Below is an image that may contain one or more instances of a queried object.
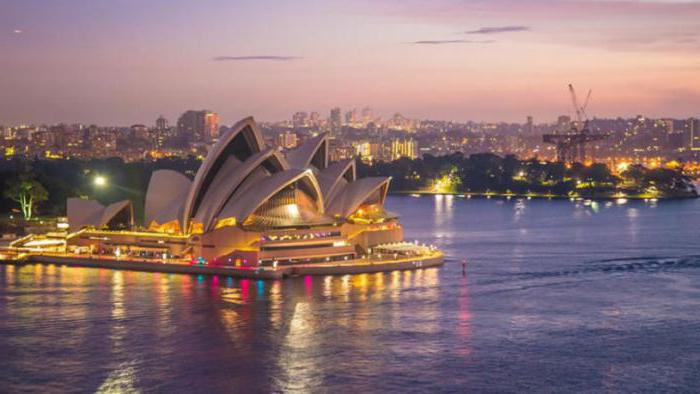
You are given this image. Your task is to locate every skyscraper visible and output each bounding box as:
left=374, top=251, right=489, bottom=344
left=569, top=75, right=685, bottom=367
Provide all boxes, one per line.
left=662, top=119, right=674, bottom=135
left=292, top=112, right=308, bottom=128
left=361, top=107, right=373, bottom=126
left=345, top=109, right=358, bottom=126
left=526, top=116, right=534, bottom=134
left=204, top=112, right=220, bottom=142
left=390, top=138, right=418, bottom=161
left=275, top=130, right=298, bottom=149
left=309, top=112, right=321, bottom=127
left=329, top=107, right=342, bottom=134
left=177, top=110, right=219, bottom=143
left=557, top=115, right=571, bottom=133
left=156, top=115, right=168, bottom=131
left=689, top=118, right=700, bottom=150
left=130, top=124, right=148, bottom=140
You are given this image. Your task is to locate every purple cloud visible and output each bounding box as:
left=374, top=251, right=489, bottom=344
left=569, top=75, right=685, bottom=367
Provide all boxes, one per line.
left=213, top=56, right=302, bottom=62
left=465, top=26, right=530, bottom=35
left=411, top=39, right=493, bottom=45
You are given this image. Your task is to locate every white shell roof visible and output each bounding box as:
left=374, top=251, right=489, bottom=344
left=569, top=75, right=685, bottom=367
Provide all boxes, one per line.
left=197, top=148, right=289, bottom=232
left=67, top=198, right=105, bottom=229
left=217, top=169, right=323, bottom=225
left=191, top=154, right=243, bottom=225
left=285, top=133, right=329, bottom=170
left=67, top=198, right=133, bottom=229
left=135, top=117, right=392, bottom=234
left=99, top=200, right=133, bottom=228
left=317, top=158, right=356, bottom=207
left=326, top=177, right=391, bottom=217
left=181, top=116, right=265, bottom=231
left=144, top=169, right=191, bottom=226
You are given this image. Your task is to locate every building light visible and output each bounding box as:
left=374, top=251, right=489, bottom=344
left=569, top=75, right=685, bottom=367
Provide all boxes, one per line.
left=286, top=204, right=300, bottom=217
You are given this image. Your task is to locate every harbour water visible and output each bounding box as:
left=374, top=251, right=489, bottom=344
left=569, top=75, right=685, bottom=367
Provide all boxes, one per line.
left=1, top=196, right=700, bottom=392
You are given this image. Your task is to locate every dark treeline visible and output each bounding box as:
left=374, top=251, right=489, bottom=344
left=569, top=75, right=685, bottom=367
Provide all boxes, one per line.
left=0, top=157, right=201, bottom=220
left=358, top=153, right=697, bottom=198
left=1, top=153, right=696, bottom=220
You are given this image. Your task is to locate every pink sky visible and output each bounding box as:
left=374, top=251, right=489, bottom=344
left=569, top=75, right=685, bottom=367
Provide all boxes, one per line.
left=1, top=0, right=699, bottom=125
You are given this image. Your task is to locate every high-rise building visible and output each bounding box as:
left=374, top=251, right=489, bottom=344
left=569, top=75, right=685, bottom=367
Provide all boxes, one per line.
left=390, top=138, right=418, bottom=161
left=361, top=107, right=373, bottom=125
left=275, top=130, right=298, bottom=149
left=388, top=113, right=412, bottom=131
left=662, top=119, right=674, bottom=135
left=355, top=140, right=371, bottom=160
left=689, top=118, right=700, bottom=150
left=204, top=112, right=220, bottom=141
left=131, top=124, right=149, bottom=140
left=329, top=107, right=342, bottom=133
left=556, top=115, right=571, bottom=133
left=156, top=115, right=168, bottom=131
left=177, top=110, right=219, bottom=143
left=309, top=112, right=321, bottom=127
left=345, top=109, right=358, bottom=126
left=292, top=111, right=308, bottom=128
left=526, top=116, right=534, bottom=134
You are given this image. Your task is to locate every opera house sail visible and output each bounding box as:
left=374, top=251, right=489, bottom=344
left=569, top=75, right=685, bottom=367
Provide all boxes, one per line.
left=52, top=117, right=441, bottom=274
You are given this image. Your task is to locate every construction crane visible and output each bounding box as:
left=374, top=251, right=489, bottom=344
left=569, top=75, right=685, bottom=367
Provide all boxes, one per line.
left=543, top=84, right=607, bottom=163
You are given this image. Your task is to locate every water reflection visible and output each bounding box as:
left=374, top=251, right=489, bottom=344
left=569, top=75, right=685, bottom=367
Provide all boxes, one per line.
left=111, top=271, right=125, bottom=321
left=219, top=307, right=242, bottom=343
left=269, top=280, right=283, bottom=330
left=154, top=273, right=174, bottom=338
left=220, top=286, right=244, bottom=305
left=372, top=272, right=385, bottom=301
left=322, top=275, right=332, bottom=298
left=434, top=194, right=454, bottom=239
left=455, top=276, right=472, bottom=357
left=96, top=271, right=140, bottom=393
left=276, top=302, right=319, bottom=392
left=514, top=199, right=526, bottom=222
left=96, top=360, right=137, bottom=393
left=6, top=196, right=700, bottom=392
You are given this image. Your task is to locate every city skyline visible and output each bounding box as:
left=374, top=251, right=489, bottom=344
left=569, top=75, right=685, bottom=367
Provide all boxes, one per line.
left=4, top=2, right=700, bottom=393
left=2, top=0, right=700, bottom=125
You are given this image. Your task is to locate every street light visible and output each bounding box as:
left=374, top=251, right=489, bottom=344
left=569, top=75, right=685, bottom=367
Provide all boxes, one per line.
left=94, top=175, right=107, bottom=187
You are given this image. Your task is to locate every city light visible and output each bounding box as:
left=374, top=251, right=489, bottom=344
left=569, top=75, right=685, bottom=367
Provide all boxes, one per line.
left=94, top=175, right=107, bottom=187
left=616, top=162, right=630, bottom=173
left=2, top=3, right=699, bottom=391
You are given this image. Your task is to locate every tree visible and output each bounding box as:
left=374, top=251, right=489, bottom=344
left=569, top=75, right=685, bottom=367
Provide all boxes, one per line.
left=3, top=174, right=49, bottom=220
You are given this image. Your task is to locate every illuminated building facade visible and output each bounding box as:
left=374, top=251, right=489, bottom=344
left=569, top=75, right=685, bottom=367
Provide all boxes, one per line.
left=275, top=130, right=298, bottom=149
left=65, top=117, right=406, bottom=268
left=177, top=110, right=220, bottom=143
left=390, top=138, right=417, bottom=161
left=329, top=107, right=342, bottom=134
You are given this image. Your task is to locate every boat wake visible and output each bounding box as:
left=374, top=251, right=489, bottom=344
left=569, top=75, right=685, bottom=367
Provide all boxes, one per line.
left=521, top=255, right=700, bottom=279
left=467, top=254, right=700, bottom=294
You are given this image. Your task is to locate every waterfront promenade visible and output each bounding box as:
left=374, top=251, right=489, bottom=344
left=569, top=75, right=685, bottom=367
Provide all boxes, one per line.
left=0, top=249, right=444, bottom=279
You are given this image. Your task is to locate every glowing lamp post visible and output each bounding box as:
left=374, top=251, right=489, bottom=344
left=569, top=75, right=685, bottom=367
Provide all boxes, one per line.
left=94, top=175, right=107, bottom=187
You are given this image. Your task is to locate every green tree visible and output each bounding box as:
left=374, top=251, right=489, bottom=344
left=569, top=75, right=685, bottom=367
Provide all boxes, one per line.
left=3, top=174, right=49, bottom=220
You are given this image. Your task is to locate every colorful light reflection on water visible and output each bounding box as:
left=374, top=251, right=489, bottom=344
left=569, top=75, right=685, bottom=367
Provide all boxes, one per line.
left=1, top=196, right=700, bottom=392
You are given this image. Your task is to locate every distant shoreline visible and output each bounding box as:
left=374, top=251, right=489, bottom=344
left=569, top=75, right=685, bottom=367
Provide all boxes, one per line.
left=391, top=191, right=698, bottom=201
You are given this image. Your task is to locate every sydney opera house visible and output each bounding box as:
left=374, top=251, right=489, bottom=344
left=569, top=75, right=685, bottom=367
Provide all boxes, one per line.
left=55, top=117, right=442, bottom=273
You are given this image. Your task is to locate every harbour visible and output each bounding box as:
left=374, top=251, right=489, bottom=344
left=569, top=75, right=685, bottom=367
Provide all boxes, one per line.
left=3, top=196, right=700, bottom=392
